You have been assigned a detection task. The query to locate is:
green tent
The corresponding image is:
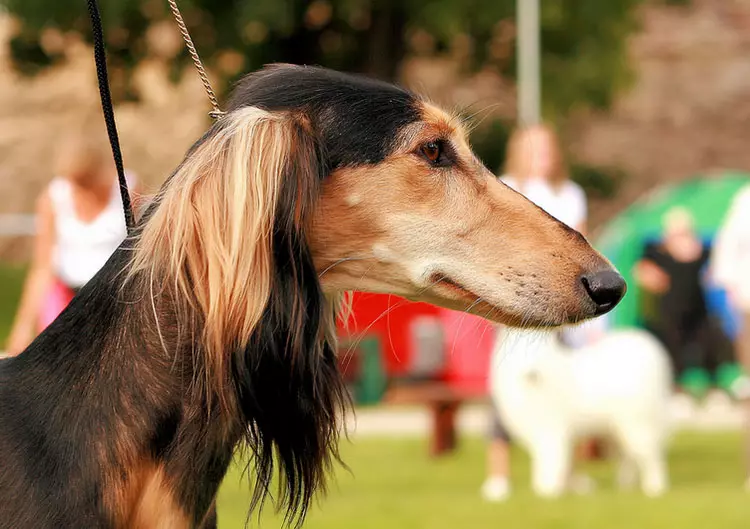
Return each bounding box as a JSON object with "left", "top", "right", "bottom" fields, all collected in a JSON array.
[{"left": 595, "top": 171, "right": 750, "bottom": 331}]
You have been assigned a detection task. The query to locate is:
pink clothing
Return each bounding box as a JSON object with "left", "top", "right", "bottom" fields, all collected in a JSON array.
[
  {"left": 36, "top": 172, "right": 135, "bottom": 331},
  {"left": 39, "top": 279, "right": 75, "bottom": 332}
]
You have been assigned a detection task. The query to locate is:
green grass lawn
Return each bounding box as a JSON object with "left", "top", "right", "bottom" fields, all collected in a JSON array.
[
  {"left": 0, "top": 263, "right": 25, "bottom": 346},
  {"left": 218, "top": 432, "right": 750, "bottom": 529}
]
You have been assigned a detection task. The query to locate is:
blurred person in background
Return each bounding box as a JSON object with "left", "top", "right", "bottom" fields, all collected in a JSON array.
[
  {"left": 635, "top": 207, "right": 738, "bottom": 400},
  {"left": 500, "top": 124, "right": 587, "bottom": 234},
  {"left": 712, "top": 184, "right": 750, "bottom": 490},
  {"left": 482, "top": 123, "right": 593, "bottom": 501},
  {"left": 5, "top": 117, "right": 139, "bottom": 356}
]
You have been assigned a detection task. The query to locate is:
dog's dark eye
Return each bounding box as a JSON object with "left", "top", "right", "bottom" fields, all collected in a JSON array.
[
  {"left": 419, "top": 140, "right": 453, "bottom": 168},
  {"left": 421, "top": 142, "right": 441, "bottom": 163}
]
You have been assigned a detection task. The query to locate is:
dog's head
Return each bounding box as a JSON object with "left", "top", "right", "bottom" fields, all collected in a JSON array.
[
  {"left": 131, "top": 64, "right": 625, "bottom": 525},
  {"left": 227, "top": 64, "right": 625, "bottom": 327}
]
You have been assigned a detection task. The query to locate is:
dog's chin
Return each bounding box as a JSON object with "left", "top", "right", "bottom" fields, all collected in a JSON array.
[
  {"left": 416, "top": 275, "right": 597, "bottom": 329},
  {"left": 410, "top": 279, "right": 522, "bottom": 327}
]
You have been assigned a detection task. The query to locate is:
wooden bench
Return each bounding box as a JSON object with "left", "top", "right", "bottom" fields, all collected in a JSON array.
[{"left": 384, "top": 382, "right": 485, "bottom": 457}]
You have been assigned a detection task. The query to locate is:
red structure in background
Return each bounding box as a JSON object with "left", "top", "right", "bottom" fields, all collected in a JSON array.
[
  {"left": 337, "top": 292, "right": 496, "bottom": 396},
  {"left": 437, "top": 307, "right": 497, "bottom": 397}
]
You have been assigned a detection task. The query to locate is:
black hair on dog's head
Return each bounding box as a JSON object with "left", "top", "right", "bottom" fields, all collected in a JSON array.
[{"left": 227, "top": 64, "right": 422, "bottom": 169}]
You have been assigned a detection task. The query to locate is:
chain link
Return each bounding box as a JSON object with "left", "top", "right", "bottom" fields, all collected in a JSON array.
[{"left": 167, "top": 0, "right": 225, "bottom": 119}]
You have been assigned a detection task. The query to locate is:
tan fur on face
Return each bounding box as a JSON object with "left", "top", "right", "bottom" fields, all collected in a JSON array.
[{"left": 312, "top": 102, "right": 611, "bottom": 327}]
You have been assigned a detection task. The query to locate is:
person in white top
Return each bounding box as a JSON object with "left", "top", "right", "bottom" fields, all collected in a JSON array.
[
  {"left": 482, "top": 123, "right": 594, "bottom": 501},
  {"left": 713, "top": 184, "right": 750, "bottom": 344},
  {"left": 712, "top": 183, "right": 750, "bottom": 489},
  {"left": 500, "top": 126, "right": 587, "bottom": 233},
  {"left": 5, "top": 120, "right": 140, "bottom": 356}
]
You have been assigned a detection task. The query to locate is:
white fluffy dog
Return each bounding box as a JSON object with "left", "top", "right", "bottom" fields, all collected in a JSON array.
[{"left": 490, "top": 327, "right": 673, "bottom": 497}]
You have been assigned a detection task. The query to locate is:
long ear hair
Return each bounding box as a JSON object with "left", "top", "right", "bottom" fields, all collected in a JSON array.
[{"left": 127, "top": 106, "right": 348, "bottom": 525}]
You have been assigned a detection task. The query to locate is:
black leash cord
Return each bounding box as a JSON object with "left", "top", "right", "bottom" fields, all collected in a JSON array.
[{"left": 86, "top": 0, "right": 135, "bottom": 235}]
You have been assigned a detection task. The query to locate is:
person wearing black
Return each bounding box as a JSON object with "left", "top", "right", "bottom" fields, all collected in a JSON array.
[{"left": 635, "top": 208, "right": 736, "bottom": 396}]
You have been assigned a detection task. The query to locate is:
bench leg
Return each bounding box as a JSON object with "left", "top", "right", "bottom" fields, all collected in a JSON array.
[{"left": 431, "top": 401, "right": 458, "bottom": 457}]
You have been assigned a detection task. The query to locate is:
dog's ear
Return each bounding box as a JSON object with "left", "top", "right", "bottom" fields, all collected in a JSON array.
[
  {"left": 229, "top": 114, "right": 348, "bottom": 525},
  {"left": 130, "top": 108, "right": 324, "bottom": 388},
  {"left": 129, "top": 107, "right": 347, "bottom": 524}
]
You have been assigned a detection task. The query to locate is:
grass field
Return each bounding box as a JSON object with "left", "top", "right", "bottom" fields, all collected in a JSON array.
[
  {"left": 217, "top": 432, "right": 750, "bottom": 529},
  {"left": 0, "top": 263, "right": 25, "bottom": 345}
]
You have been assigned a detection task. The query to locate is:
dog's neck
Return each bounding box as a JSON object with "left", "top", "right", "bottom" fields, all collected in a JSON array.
[
  {"left": 6, "top": 250, "right": 241, "bottom": 527},
  {"left": 6, "top": 238, "right": 346, "bottom": 526},
  {"left": 113, "top": 262, "right": 248, "bottom": 526}
]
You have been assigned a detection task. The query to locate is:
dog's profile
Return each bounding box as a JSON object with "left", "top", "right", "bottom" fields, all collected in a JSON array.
[
  {"left": 491, "top": 328, "right": 671, "bottom": 498},
  {"left": 0, "top": 64, "right": 625, "bottom": 528}
]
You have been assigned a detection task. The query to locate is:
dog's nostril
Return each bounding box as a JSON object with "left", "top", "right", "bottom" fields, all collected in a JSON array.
[{"left": 580, "top": 270, "right": 627, "bottom": 314}]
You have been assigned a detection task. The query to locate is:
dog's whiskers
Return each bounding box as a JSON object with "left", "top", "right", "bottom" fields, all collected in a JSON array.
[{"left": 318, "top": 254, "right": 375, "bottom": 278}]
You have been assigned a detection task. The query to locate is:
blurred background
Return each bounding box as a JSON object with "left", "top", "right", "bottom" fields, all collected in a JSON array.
[{"left": 2, "top": 0, "right": 750, "bottom": 527}]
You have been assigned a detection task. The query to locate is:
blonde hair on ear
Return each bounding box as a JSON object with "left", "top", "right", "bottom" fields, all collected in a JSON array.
[
  {"left": 129, "top": 108, "right": 289, "bottom": 391},
  {"left": 126, "top": 105, "right": 349, "bottom": 522},
  {"left": 127, "top": 106, "right": 344, "bottom": 408}
]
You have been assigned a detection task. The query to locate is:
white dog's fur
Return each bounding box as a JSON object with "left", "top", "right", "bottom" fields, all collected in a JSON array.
[{"left": 490, "top": 327, "right": 673, "bottom": 497}]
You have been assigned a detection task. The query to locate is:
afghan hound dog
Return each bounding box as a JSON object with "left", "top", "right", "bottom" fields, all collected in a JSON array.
[{"left": 0, "top": 64, "right": 625, "bottom": 528}]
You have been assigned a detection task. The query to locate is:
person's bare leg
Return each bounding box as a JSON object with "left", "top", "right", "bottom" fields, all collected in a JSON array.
[
  {"left": 482, "top": 438, "right": 511, "bottom": 501},
  {"left": 481, "top": 402, "right": 512, "bottom": 501},
  {"left": 488, "top": 438, "right": 511, "bottom": 477}
]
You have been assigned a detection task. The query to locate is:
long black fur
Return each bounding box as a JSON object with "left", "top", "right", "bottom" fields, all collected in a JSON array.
[{"left": 0, "top": 64, "right": 423, "bottom": 528}]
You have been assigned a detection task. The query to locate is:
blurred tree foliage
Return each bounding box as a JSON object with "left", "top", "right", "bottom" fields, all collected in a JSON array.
[
  {"left": 6, "top": 0, "right": 681, "bottom": 114},
  {"left": 3, "top": 0, "right": 688, "bottom": 197}
]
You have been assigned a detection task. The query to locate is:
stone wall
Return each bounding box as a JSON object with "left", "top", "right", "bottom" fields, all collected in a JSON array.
[
  {"left": 571, "top": 0, "right": 750, "bottom": 224},
  {"left": 0, "top": 16, "right": 211, "bottom": 258}
]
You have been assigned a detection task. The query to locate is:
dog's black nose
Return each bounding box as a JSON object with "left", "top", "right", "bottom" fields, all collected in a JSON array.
[{"left": 580, "top": 270, "right": 626, "bottom": 314}]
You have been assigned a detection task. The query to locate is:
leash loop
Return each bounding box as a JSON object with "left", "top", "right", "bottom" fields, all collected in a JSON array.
[
  {"left": 167, "top": 0, "right": 225, "bottom": 120},
  {"left": 86, "top": 0, "right": 135, "bottom": 235}
]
